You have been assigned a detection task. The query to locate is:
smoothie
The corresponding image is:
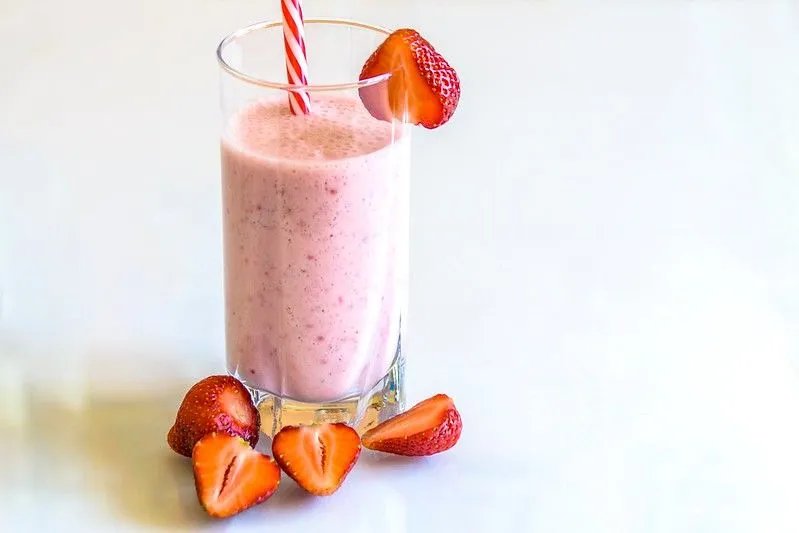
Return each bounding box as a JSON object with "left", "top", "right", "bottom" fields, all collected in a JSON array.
[{"left": 221, "top": 94, "right": 409, "bottom": 403}]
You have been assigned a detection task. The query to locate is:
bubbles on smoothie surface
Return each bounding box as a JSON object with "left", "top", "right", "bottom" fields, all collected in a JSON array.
[{"left": 228, "top": 94, "right": 397, "bottom": 161}]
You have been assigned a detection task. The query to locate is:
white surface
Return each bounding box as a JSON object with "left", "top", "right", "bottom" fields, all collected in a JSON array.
[{"left": 3, "top": 0, "right": 799, "bottom": 531}]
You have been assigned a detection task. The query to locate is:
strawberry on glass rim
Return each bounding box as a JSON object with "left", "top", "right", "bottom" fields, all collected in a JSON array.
[{"left": 359, "top": 28, "right": 461, "bottom": 129}]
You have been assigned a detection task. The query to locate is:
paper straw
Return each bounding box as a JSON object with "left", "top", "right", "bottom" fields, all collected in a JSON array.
[{"left": 281, "top": 0, "right": 310, "bottom": 114}]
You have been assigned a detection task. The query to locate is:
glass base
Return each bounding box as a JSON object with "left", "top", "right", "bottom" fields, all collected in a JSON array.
[{"left": 234, "top": 354, "right": 405, "bottom": 438}]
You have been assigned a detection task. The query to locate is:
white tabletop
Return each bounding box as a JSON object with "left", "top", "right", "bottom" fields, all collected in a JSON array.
[{"left": 3, "top": 0, "right": 799, "bottom": 531}]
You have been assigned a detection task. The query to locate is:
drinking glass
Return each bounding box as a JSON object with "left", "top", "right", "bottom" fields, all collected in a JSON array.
[{"left": 217, "top": 19, "right": 409, "bottom": 436}]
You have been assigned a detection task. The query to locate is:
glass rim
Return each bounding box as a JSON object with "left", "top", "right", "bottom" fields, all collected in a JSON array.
[{"left": 216, "top": 17, "right": 393, "bottom": 92}]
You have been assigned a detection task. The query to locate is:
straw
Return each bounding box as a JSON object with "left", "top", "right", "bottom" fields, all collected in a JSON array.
[{"left": 281, "top": 0, "right": 310, "bottom": 114}]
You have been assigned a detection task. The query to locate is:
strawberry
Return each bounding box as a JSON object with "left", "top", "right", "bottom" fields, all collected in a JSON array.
[
  {"left": 361, "top": 394, "right": 462, "bottom": 456},
  {"left": 192, "top": 432, "right": 281, "bottom": 518},
  {"left": 167, "top": 375, "right": 260, "bottom": 457},
  {"left": 359, "top": 28, "right": 460, "bottom": 129},
  {"left": 271, "top": 423, "right": 361, "bottom": 496}
]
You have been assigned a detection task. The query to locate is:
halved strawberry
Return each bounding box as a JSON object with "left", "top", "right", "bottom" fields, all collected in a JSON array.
[
  {"left": 362, "top": 394, "right": 462, "bottom": 456},
  {"left": 271, "top": 423, "right": 361, "bottom": 496},
  {"left": 167, "top": 375, "right": 260, "bottom": 457},
  {"left": 359, "top": 28, "right": 460, "bottom": 129},
  {"left": 192, "top": 432, "right": 281, "bottom": 518}
]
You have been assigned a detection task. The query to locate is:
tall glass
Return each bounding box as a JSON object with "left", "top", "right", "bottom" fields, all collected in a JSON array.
[{"left": 217, "top": 19, "right": 409, "bottom": 436}]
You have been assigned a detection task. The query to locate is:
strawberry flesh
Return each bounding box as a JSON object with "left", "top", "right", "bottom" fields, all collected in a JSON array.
[
  {"left": 362, "top": 394, "right": 462, "bottom": 456},
  {"left": 167, "top": 375, "right": 260, "bottom": 457},
  {"left": 359, "top": 28, "right": 460, "bottom": 129},
  {"left": 271, "top": 423, "right": 361, "bottom": 496},
  {"left": 192, "top": 432, "right": 281, "bottom": 518}
]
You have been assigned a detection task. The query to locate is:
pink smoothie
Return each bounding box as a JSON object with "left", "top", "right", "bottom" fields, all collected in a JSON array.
[{"left": 221, "top": 94, "right": 409, "bottom": 403}]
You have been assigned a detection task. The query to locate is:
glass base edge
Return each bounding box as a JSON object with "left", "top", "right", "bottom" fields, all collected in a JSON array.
[{"left": 232, "top": 355, "right": 406, "bottom": 438}]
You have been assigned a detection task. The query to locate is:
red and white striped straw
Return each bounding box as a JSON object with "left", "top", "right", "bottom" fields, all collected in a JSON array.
[{"left": 281, "top": 0, "right": 310, "bottom": 115}]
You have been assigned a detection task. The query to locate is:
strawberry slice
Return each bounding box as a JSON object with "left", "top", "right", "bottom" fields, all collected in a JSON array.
[
  {"left": 362, "top": 394, "right": 462, "bottom": 456},
  {"left": 271, "top": 423, "right": 361, "bottom": 496},
  {"left": 192, "top": 432, "right": 281, "bottom": 518},
  {"left": 359, "top": 28, "right": 460, "bottom": 129},
  {"left": 167, "top": 375, "right": 260, "bottom": 457}
]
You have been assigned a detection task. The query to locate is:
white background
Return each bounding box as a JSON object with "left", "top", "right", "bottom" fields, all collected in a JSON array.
[{"left": 2, "top": 0, "right": 799, "bottom": 531}]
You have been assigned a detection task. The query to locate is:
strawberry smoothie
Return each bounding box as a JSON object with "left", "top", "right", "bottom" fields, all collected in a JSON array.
[{"left": 221, "top": 94, "right": 409, "bottom": 403}]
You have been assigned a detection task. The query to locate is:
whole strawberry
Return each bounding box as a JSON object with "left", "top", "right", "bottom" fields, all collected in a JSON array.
[{"left": 167, "top": 375, "right": 260, "bottom": 457}]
